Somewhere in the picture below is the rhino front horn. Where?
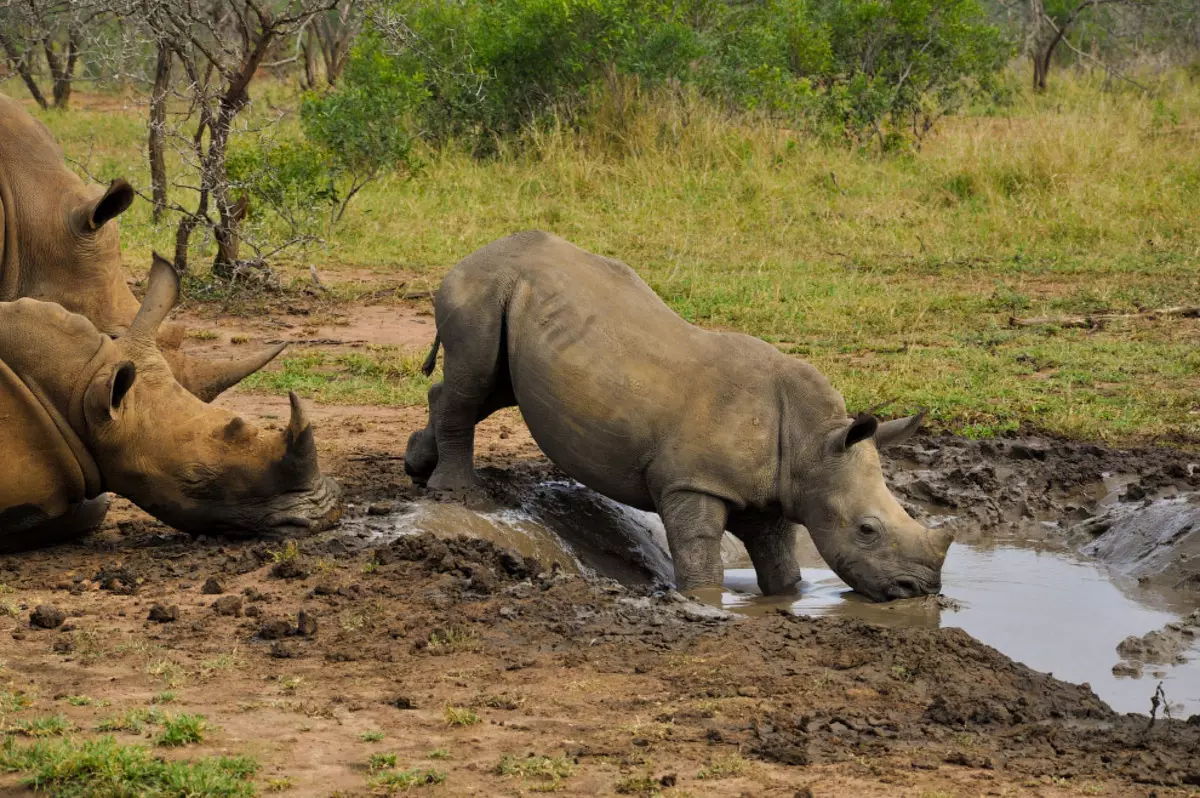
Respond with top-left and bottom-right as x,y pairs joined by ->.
169,342 -> 288,403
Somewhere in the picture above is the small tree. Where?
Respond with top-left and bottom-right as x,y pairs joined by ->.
300,2 -> 361,88
112,0 -> 342,278
0,0 -> 96,110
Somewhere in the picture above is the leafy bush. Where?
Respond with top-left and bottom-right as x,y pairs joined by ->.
342,0 -> 1008,151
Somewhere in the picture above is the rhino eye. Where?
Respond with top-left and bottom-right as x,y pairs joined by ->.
856,522 -> 881,545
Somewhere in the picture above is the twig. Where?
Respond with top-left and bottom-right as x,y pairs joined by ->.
265,338 -> 365,346
1010,306 -> 1200,329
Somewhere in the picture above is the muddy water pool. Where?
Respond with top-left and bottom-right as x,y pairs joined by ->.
349,483 -> 1200,717
722,543 -> 1200,716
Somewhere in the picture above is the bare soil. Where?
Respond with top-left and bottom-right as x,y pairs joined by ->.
3,303 -> 1200,797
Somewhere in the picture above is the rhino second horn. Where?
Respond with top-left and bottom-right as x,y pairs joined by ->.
281,390 -> 321,487
174,342 -> 288,403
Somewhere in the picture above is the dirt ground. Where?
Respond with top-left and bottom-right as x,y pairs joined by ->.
3,299 -> 1200,797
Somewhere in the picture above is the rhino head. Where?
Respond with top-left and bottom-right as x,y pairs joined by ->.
2,254 -> 341,536
0,93 -> 282,401
788,412 -> 951,602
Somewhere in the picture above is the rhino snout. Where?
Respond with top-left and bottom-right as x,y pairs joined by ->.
261,476 -> 343,532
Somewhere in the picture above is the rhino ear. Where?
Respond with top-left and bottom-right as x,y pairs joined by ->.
831,413 -> 878,453
75,179 -> 135,233
83,361 -> 138,426
875,411 -> 926,450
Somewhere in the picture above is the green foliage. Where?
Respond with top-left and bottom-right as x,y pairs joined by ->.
0,735 -> 258,797
154,713 -> 208,747
352,0 -> 1008,149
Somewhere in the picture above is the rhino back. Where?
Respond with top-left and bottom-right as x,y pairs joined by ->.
448,232 -> 790,510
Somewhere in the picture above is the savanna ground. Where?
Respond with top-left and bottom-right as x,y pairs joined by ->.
3,71 -> 1200,796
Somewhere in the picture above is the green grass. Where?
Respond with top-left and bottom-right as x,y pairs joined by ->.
25,68 -> 1200,443
696,753 -> 750,780
368,752 -> 399,772
370,767 -> 446,792
155,713 -> 208,747
95,708 -> 156,734
495,754 -> 576,790
240,348 -> 434,408
9,714 -> 73,738
0,689 -> 33,714
0,735 -> 258,797
360,730 -> 385,743
442,706 -> 480,727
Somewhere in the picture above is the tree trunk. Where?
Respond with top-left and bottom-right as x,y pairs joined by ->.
149,44 -> 172,223
0,34 -> 49,109
49,28 -> 78,109
212,194 -> 247,276
301,29 -> 317,90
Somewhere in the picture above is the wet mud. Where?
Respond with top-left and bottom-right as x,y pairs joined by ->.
4,429 -> 1200,795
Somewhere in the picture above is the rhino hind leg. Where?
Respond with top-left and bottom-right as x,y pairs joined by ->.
727,512 -> 802,596
424,305 -> 515,493
405,383 -> 444,484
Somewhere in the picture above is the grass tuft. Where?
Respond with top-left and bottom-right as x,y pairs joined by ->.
0,735 -> 258,796
442,706 -> 480,727
155,713 -> 208,747
370,767 -> 447,792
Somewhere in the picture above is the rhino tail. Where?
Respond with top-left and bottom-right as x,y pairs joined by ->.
421,332 -> 441,378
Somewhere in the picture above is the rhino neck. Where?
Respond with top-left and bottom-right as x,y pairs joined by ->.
0,356 -> 103,500
774,362 -> 847,522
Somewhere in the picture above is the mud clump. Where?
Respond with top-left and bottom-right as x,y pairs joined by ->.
269,559 -> 309,580
258,618 -> 294,640
371,533 -> 542,591
93,565 -> 138,595
1115,610 -> 1200,672
212,596 -> 242,617
296,610 -> 318,637
29,605 -> 65,629
147,604 -> 179,623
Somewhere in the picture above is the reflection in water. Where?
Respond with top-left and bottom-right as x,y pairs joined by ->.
353,482 -> 1200,717
723,543 -> 1200,716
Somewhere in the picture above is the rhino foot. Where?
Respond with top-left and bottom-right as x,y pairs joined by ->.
427,467 -> 482,491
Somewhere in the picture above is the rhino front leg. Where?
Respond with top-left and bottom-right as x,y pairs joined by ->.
727,512 -> 802,596
658,490 -> 729,595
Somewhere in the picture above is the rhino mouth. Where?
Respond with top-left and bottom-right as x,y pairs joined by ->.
884,576 -> 941,601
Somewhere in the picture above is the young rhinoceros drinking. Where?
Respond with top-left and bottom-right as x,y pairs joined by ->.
0,255 -> 341,551
405,231 -> 951,602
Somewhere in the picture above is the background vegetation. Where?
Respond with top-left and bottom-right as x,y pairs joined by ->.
3,0 -> 1200,444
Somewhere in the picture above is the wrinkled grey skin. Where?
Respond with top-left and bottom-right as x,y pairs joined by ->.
405,231 -> 952,601
0,255 -> 341,551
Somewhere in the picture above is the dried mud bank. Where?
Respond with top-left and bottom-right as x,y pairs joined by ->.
883,434 -> 1200,593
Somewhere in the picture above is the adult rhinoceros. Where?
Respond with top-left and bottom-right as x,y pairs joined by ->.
404,231 -> 951,602
0,92 -> 282,402
0,254 -> 341,551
